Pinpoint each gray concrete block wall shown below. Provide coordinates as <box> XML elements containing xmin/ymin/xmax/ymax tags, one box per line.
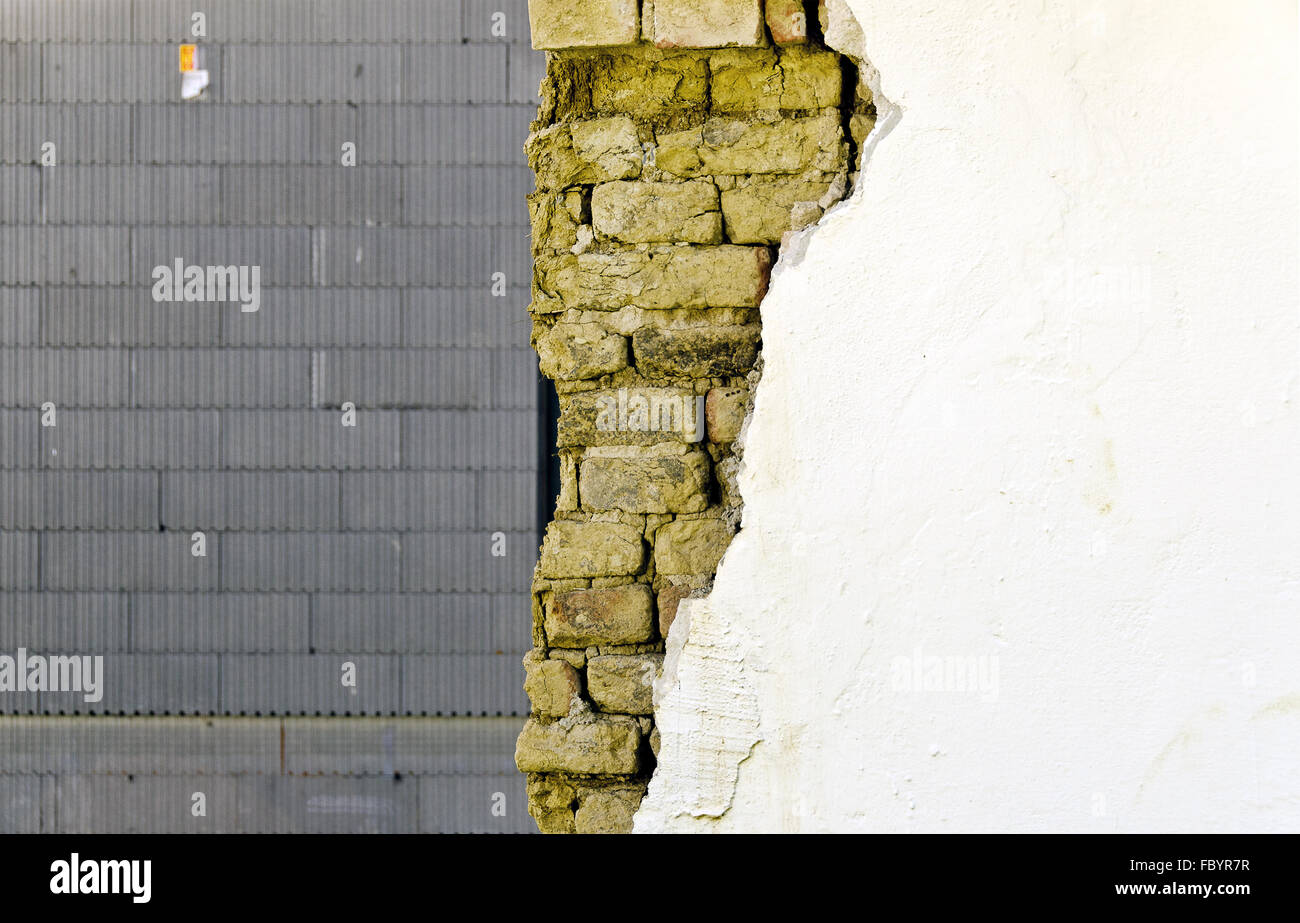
<box><xmin>0</xmin><ymin>0</ymin><xmax>542</xmax><ymax>734</ymax></box>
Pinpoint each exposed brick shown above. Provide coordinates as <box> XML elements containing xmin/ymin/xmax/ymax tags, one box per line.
<box><xmin>536</xmin><ymin>245</ymin><xmax>771</xmax><ymax>310</ymax></box>
<box><xmin>653</xmin><ymin>0</ymin><xmax>764</xmax><ymax>49</ymax></box>
<box><xmin>657</xmin><ymin>584</ymin><xmax>692</xmax><ymax>637</ymax></box>
<box><xmin>546</xmin><ymin>584</ymin><xmax>655</xmax><ymax>646</ymax></box>
<box><xmin>766</xmin><ymin>0</ymin><xmax>811</xmax><ymax>45</ymax></box>
<box><xmin>538</xmin><ymin>520</ymin><xmax>646</xmax><ymax>578</ymax></box>
<box><xmin>515</xmin><ymin>716</ymin><xmax>641</xmax><ymax>774</ymax></box>
<box><xmin>706</xmin><ymin>386</ymin><xmax>749</xmax><ymax>443</ymax></box>
<box><xmin>632</xmin><ymin>324</ymin><xmax>760</xmax><ymax>378</ymax></box>
<box><xmin>528</xmin><ymin>0</ymin><xmax>640</xmax><ymax>50</ymax></box>
<box><xmin>654</xmin><ymin>518</ymin><xmax>735</xmax><ymax>575</ymax></box>
<box><xmin>523</xmin><ymin>650</ymin><xmax>583</xmax><ymax>716</ymax></box>
<box><xmin>587</xmin><ymin>653</ymin><xmax>662</xmax><ymax>713</ymax></box>
<box><xmin>592</xmin><ymin>179</ymin><xmax>722</xmax><ymax>244</ymax></box>
<box><xmin>579</xmin><ymin>444</ymin><xmax>712</xmax><ymax>513</ymax></box>
<box><xmin>536</xmin><ymin>322</ymin><xmax>628</xmax><ymax>380</ymax></box>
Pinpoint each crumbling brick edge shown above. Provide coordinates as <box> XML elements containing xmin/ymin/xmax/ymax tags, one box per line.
<box><xmin>515</xmin><ymin>0</ymin><xmax>878</xmax><ymax>833</ymax></box>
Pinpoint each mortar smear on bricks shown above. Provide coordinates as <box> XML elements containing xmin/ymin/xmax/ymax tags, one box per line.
<box><xmin>517</xmin><ymin>0</ymin><xmax>875</xmax><ymax>833</ymax></box>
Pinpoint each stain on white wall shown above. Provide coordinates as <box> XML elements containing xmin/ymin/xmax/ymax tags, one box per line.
<box><xmin>636</xmin><ymin>0</ymin><xmax>1299</xmax><ymax>833</ymax></box>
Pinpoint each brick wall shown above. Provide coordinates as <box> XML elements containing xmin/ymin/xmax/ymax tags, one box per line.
<box><xmin>517</xmin><ymin>0</ymin><xmax>874</xmax><ymax>832</ymax></box>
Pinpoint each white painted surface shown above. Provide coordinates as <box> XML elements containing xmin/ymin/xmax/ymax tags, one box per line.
<box><xmin>636</xmin><ymin>0</ymin><xmax>1299</xmax><ymax>832</ymax></box>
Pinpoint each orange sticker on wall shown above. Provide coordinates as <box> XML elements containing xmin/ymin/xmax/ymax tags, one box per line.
<box><xmin>179</xmin><ymin>44</ymin><xmax>196</xmax><ymax>73</ymax></box>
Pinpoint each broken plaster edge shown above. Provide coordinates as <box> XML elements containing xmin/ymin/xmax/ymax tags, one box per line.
<box><xmin>633</xmin><ymin>0</ymin><xmax>899</xmax><ymax>833</ymax></box>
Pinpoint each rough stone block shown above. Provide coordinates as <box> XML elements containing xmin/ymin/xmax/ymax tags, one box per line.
<box><xmin>525</xmin><ymin>775</ymin><xmax>578</xmax><ymax>834</ymax></box>
<box><xmin>579</xmin><ymin>444</ymin><xmax>712</xmax><ymax>513</ymax></box>
<box><xmin>523</xmin><ymin>650</ymin><xmax>583</xmax><ymax>717</ymax></box>
<box><xmin>709</xmin><ymin>47</ymin><xmax>841</xmax><ymax>111</ymax></box>
<box><xmin>706</xmin><ymin>386</ymin><xmax>749</xmax><ymax>443</ymax></box>
<box><xmin>654</xmin><ymin>0</ymin><xmax>764</xmax><ymax>49</ymax></box>
<box><xmin>591</xmin><ymin>50</ymin><xmax>709</xmax><ymax>116</ymax></box>
<box><xmin>558</xmin><ymin>387</ymin><xmax>704</xmax><ymax>446</ymax></box>
<box><xmin>526</xmin><ymin>118</ymin><xmax>641</xmax><ymax>190</ymax></box>
<box><xmin>529</xmin><ymin>192</ymin><xmax>582</xmax><ymax>252</ymax></box>
<box><xmin>537</xmin><ymin>322</ymin><xmax>628</xmax><ymax>380</ymax></box>
<box><xmin>656</xmin><ymin>113</ymin><xmax>844</xmax><ymax>177</ymax></box>
<box><xmin>720</xmin><ymin>173</ymin><xmax>837</xmax><ymax>243</ymax></box>
<box><xmin>546</xmin><ymin>583</ymin><xmax>655</xmax><ymax>646</ymax></box>
<box><xmin>591</xmin><ymin>180</ymin><xmax>722</xmax><ymax>244</ymax></box>
<box><xmin>766</xmin><ymin>0</ymin><xmax>810</xmax><ymax>45</ymax></box>
<box><xmin>574</xmin><ymin>784</ymin><xmax>645</xmax><ymax>833</ymax></box>
<box><xmin>515</xmin><ymin>716</ymin><xmax>641</xmax><ymax>774</ymax></box>
<box><xmin>654</xmin><ymin>518</ymin><xmax>735</xmax><ymax>575</ymax></box>
<box><xmin>536</xmin><ymin>245</ymin><xmax>770</xmax><ymax>310</ymax></box>
<box><xmin>538</xmin><ymin>520</ymin><xmax>645</xmax><ymax>578</ymax></box>
<box><xmin>529</xmin><ymin>0</ymin><xmax>640</xmax><ymax>50</ymax></box>
<box><xmin>587</xmin><ymin>653</ymin><xmax>663</xmax><ymax>713</ymax></box>
<box><xmin>632</xmin><ymin>324</ymin><xmax>760</xmax><ymax>378</ymax></box>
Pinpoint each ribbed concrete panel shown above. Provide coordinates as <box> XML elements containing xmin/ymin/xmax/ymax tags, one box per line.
<box><xmin>40</xmin><ymin>410</ymin><xmax>220</xmax><ymax>469</ymax></box>
<box><xmin>462</xmin><ymin>0</ymin><xmax>532</xmax><ymax>44</ymax></box>
<box><xmin>0</xmin><ymin>471</ymin><xmax>159</xmax><ymax>529</ymax></box>
<box><xmin>0</xmin><ymin>348</ymin><xmax>130</xmax><ymax>407</ymax></box>
<box><xmin>404</xmin><ymin>43</ymin><xmax>507</xmax><ymax>103</ymax></box>
<box><xmin>508</xmin><ymin>42</ymin><xmax>548</xmax><ymax>103</ymax></box>
<box><xmin>340</xmin><ymin>472</ymin><xmax>477</xmax><ymax>530</ymax></box>
<box><xmin>44</xmin><ymin>166</ymin><xmax>220</xmax><ymax>224</ymax></box>
<box><xmin>0</xmin><ymin>593</ymin><xmax>129</xmax><ymax>653</ymax></box>
<box><xmin>363</xmin><ymin>103</ymin><xmax>537</xmax><ymax>165</ymax></box>
<box><xmin>0</xmin><ymin>2</ymin><xmax>542</xmax><ymax>756</ymax></box>
<box><xmin>0</xmin><ymin>104</ymin><xmax>134</xmax><ymax>164</ymax></box>
<box><xmin>132</xmin><ymin>348</ymin><xmax>311</xmax><ymax>408</ymax></box>
<box><xmin>0</xmin><ymin>0</ymin><xmax>135</xmax><ymax>43</ymax></box>
<box><xmin>51</xmin><ymin>775</ymin><xmax>244</xmax><ymax>833</ymax></box>
<box><xmin>161</xmin><ymin>471</ymin><xmax>340</xmax><ymax>530</ymax></box>
<box><xmin>402</xmin><ymin>285</ymin><xmax>533</xmax><ymax>348</ymax></box>
<box><xmin>133</xmin><ymin>0</ymin><xmax>466</xmax><ymax>44</ymax></box>
<box><xmin>233</xmin><ymin>775</ymin><xmax>418</xmax><ymax>833</ymax></box>
<box><xmin>0</xmin><ymin>287</ymin><xmax>40</xmax><ymax>346</ymax></box>
<box><xmin>283</xmin><ymin>716</ymin><xmax>520</xmax><ymax>774</ymax></box>
<box><xmin>0</xmin><ymin>38</ymin><xmax>41</xmax><ymax>102</ymax></box>
<box><xmin>219</xmin><ymin>166</ymin><xmax>402</xmax><ymax>225</ymax></box>
<box><xmin>0</xmin><ymin>165</ymin><xmax>39</xmax><ymax>222</ymax></box>
<box><xmin>402</xmin><ymin>165</ymin><xmax>531</xmax><ymax>226</ymax></box>
<box><xmin>42</xmin><ymin>44</ymin><xmax>175</xmax><ymax>103</ymax></box>
<box><xmin>40</xmin><ymin>533</ymin><xmax>216</xmax><ymax>591</ymax></box>
<box><xmin>477</xmin><ymin>471</ymin><xmax>537</xmax><ymax>531</ymax></box>
<box><xmin>39</xmin><ymin>654</ymin><xmax>221</xmax><ymax>715</ymax></box>
<box><xmin>223</xmin><ymin>45</ymin><xmax>402</xmax><ymax>103</ymax></box>
<box><xmin>0</xmin><ymin>717</ymin><xmax>280</xmax><ymax>775</ymax></box>
<box><xmin>218</xmin><ymin>533</ymin><xmax>401</xmax><ymax>592</ymax></box>
<box><xmin>134</xmin><ymin>104</ymin><xmax>313</xmax><ymax>164</ymax></box>
<box><xmin>419</xmin><ymin>773</ymin><xmax>532</xmax><ymax>833</ymax></box>
<box><xmin>319</xmin><ymin>347</ymin><xmax>529</xmax><ymax>408</ymax></box>
<box><xmin>314</xmin><ymin>227</ymin><xmax>524</xmax><ymax>285</ymax></box>
<box><xmin>0</xmin><ymin>776</ymin><xmax>42</xmax><ymax>832</ymax></box>
<box><xmin>221</xmin><ymin>654</ymin><xmax>399</xmax><ymax>714</ymax></box>
<box><xmin>131</xmin><ymin>593</ymin><xmax>310</xmax><ymax>653</ymax></box>
<box><xmin>401</xmin><ymin>531</ymin><xmax>535</xmax><ymax>593</ymax></box>
<box><xmin>221</xmin><ymin>288</ymin><xmax>402</xmax><ymax>346</ymax></box>
<box><xmin>43</xmin><ymin>286</ymin><xmax>220</xmax><ymax>347</ymax></box>
<box><xmin>130</xmin><ymin>227</ymin><xmax>311</xmax><ymax>286</ymax></box>
<box><xmin>491</xmin><ymin>347</ymin><xmax>540</xmax><ymax>408</ymax></box>
<box><xmin>401</xmin><ymin>654</ymin><xmax>526</xmax><ymax>714</ymax></box>
<box><xmin>219</xmin><ymin>410</ymin><xmax>400</xmax><ymax>469</ymax></box>
<box><xmin>400</xmin><ymin>409</ymin><xmax>538</xmax><ymax>470</ymax></box>
<box><xmin>0</xmin><ymin>228</ymin><xmax>129</xmax><ymax>283</ymax></box>
<box><xmin>310</xmin><ymin>592</ymin><xmax>523</xmax><ymax>654</ymax></box>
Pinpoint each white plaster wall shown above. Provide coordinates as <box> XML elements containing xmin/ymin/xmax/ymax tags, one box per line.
<box><xmin>636</xmin><ymin>0</ymin><xmax>1300</xmax><ymax>832</ymax></box>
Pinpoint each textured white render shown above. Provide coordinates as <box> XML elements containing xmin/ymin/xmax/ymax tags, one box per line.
<box><xmin>636</xmin><ymin>0</ymin><xmax>1299</xmax><ymax>832</ymax></box>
